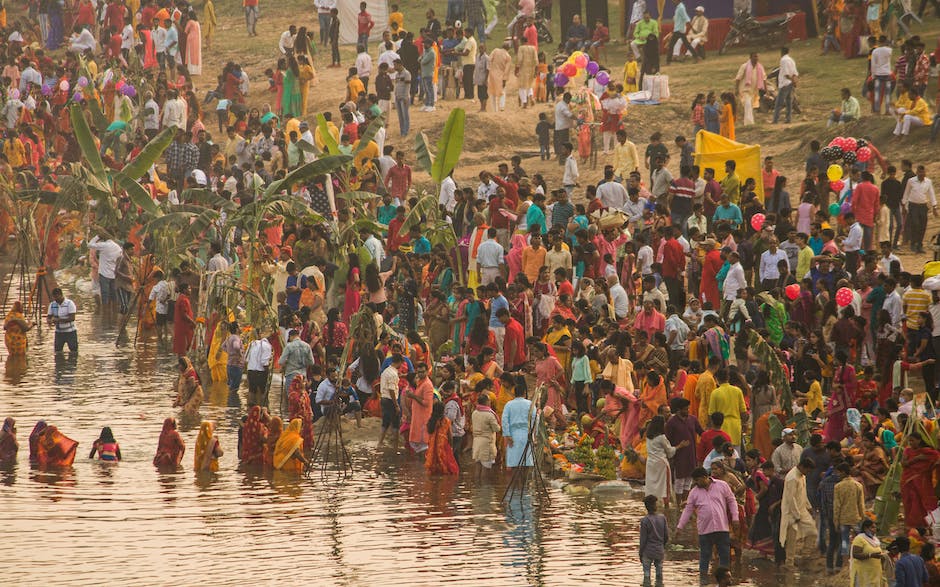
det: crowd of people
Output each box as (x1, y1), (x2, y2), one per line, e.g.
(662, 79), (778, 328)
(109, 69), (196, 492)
(2, 0), (940, 585)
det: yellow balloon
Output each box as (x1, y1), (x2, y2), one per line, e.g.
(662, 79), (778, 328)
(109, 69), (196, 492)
(570, 50), (583, 59)
(827, 164), (843, 182)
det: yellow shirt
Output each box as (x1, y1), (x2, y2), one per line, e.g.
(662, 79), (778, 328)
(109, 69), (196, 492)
(612, 140), (639, 178)
(3, 138), (25, 168)
(314, 121), (340, 150)
(353, 139), (379, 172)
(897, 94), (933, 125)
(389, 11), (404, 29)
(346, 77), (365, 102)
(805, 380), (823, 415)
(622, 61), (639, 92)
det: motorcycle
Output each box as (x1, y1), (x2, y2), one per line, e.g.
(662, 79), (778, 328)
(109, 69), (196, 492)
(719, 11), (796, 55)
(508, 8), (554, 48)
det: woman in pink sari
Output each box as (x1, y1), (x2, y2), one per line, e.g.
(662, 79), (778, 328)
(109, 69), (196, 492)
(184, 14), (202, 75)
(342, 252), (361, 322)
(824, 351), (856, 442)
(506, 234), (527, 284)
(533, 342), (567, 428)
(600, 379), (640, 450)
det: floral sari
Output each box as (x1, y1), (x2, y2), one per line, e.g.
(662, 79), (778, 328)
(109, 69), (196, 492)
(425, 417), (459, 475)
(174, 357), (204, 413)
(287, 378), (314, 452)
(273, 418), (305, 473)
(901, 446), (940, 528)
(264, 416), (283, 468)
(32, 423), (78, 468)
(194, 421), (220, 472)
(4, 302), (29, 356)
(240, 406), (267, 466)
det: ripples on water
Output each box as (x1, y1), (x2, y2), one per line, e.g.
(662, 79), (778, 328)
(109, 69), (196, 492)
(0, 293), (787, 586)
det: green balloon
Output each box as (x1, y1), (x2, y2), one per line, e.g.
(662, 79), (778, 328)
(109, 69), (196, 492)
(828, 203), (840, 216)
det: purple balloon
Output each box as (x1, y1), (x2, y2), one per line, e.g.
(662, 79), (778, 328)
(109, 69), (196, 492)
(586, 61), (600, 76)
(596, 71), (610, 86)
(554, 73), (569, 88)
(72, 91), (83, 102)
(41, 84), (53, 97)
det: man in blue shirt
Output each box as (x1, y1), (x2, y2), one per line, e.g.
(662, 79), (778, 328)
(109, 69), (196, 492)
(666, 0), (697, 64)
(563, 14), (588, 53)
(409, 225), (432, 254)
(712, 193), (743, 229)
(893, 536), (928, 587)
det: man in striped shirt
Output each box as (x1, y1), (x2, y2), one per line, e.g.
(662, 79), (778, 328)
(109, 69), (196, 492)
(669, 165), (696, 233)
(903, 274), (931, 332)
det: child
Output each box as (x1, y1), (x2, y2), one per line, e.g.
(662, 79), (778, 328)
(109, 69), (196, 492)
(570, 341), (592, 415)
(338, 377), (363, 427)
(346, 68), (364, 102)
(623, 53), (639, 93)
(797, 370), (823, 417)
(329, 8), (341, 67)
(536, 113), (551, 160)
(148, 269), (171, 341)
(639, 494), (668, 587)
(534, 52), (549, 102)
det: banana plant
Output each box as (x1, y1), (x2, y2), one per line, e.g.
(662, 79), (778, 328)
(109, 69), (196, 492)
(414, 108), (465, 184)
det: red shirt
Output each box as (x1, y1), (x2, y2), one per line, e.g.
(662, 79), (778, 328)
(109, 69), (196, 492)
(141, 5), (157, 27)
(385, 164), (412, 201)
(762, 169), (780, 202)
(504, 318), (527, 368)
(76, 2), (96, 26)
(357, 11), (374, 35)
(105, 2), (126, 31)
(698, 429), (731, 464)
(661, 238), (686, 278)
(108, 33), (123, 58)
(557, 280), (574, 296)
(387, 216), (406, 251)
(852, 181), (880, 227)
(523, 24), (538, 50)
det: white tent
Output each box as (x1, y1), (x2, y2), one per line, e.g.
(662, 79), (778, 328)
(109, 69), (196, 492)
(338, 0), (390, 45)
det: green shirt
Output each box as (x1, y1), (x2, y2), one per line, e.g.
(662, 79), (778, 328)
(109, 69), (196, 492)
(720, 172), (741, 204)
(841, 96), (860, 119)
(633, 19), (660, 43)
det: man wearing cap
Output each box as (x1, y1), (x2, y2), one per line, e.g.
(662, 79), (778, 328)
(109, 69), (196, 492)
(688, 6), (709, 59)
(771, 427), (803, 476)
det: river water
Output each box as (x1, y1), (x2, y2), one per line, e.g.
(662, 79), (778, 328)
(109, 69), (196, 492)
(0, 289), (800, 586)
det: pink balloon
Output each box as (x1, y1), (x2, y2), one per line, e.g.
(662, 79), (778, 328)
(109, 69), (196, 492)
(574, 54), (588, 69)
(750, 213), (766, 232)
(856, 147), (872, 162)
(785, 283), (801, 301)
(835, 287), (853, 307)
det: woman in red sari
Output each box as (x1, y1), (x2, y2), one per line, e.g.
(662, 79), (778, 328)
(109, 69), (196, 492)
(263, 416), (283, 468)
(287, 376), (314, 452)
(153, 417), (185, 469)
(824, 351), (856, 442)
(172, 282), (196, 356)
(29, 422), (78, 468)
(0, 417), (17, 464)
(425, 403), (459, 475)
(700, 245), (723, 306)
(240, 406), (267, 466)
(900, 432), (940, 528)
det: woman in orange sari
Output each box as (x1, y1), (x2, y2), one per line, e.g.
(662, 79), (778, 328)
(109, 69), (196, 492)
(425, 403), (459, 475)
(29, 421), (78, 468)
(194, 421), (223, 472)
(719, 92), (736, 140)
(4, 301), (32, 357)
(240, 406), (267, 466)
(287, 376), (314, 451)
(273, 418), (309, 473)
(153, 417), (185, 469)
(900, 432), (940, 528)
(638, 371), (667, 428)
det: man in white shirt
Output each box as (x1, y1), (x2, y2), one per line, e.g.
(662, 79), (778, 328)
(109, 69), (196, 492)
(18, 63), (42, 95)
(883, 276), (902, 326)
(608, 274), (630, 320)
(362, 228), (385, 267)
(477, 171), (498, 201)
(355, 45), (373, 89)
(758, 237), (789, 291)
(69, 25), (98, 53)
(554, 92), (575, 163)
(245, 333), (273, 406)
(841, 212), (863, 274)
(622, 188), (647, 233)
(378, 41), (400, 71)
(439, 171), (457, 212)
(161, 89), (186, 130)
(901, 165), (938, 254)
(207, 242), (229, 272)
(773, 46), (798, 124)
(278, 25), (297, 55)
(870, 36), (893, 114)
(47, 287), (78, 353)
(636, 235), (654, 275)
(562, 142), (579, 196)
(378, 355), (403, 446)
(315, 0), (337, 46)
(476, 227), (505, 285)
(723, 251), (746, 315)
(664, 308), (690, 369)
(88, 234), (123, 307)
(597, 166), (628, 209)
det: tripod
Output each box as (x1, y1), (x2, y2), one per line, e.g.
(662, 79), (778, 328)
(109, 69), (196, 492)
(0, 220), (54, 360)
(308, 402), (353, 480)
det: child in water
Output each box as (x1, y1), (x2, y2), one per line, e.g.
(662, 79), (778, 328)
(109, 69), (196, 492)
(89, 427), (122, 461)
(639, 494), (668, 587)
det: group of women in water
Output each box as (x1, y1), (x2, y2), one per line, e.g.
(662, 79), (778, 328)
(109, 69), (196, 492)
(0, 412), (310, 474)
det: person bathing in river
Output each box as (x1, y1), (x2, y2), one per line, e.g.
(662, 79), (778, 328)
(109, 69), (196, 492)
(174, 357), (204, 413)
(88, 426), (122, 461)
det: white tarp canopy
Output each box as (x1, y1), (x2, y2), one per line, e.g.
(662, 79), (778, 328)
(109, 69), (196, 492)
(338, 0), (389, 45)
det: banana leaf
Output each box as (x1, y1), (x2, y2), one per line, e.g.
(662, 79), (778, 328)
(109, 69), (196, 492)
(430, 108), (465, 183)
(399, 194), (439, 234)
(315, 113), (340, 156)
(113, 171), (162, 217)
(414, 131), (433, 176)
(69, 104), (106, 177)
(264, 154), (352, 198)
(121, 126), (177, 181)
(353, 114), (385, 154)
(142, 210), (198, 235)
(179, 188), (238, 212)
(87, 98), (110, 133)
(334, 190), (380, 202)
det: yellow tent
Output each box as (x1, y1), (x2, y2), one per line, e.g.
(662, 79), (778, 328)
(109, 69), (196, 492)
(693, 131), (763, 203)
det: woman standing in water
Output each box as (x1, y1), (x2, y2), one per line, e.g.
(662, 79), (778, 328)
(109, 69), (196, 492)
(153, 418), (186, 469)
(263, 415), (283, 468)
(173, 357), (204, 413)
(88, 427), (122, 461)
(273, 418), (309, 473)
(194, 421), (223, 472)
(425, 402), (459, 475)
(4, 301), (33, 357)
(240, 406), (268, 466)
(0, 418), (17, 464)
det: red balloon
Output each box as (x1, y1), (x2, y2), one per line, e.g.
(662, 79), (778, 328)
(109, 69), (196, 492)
(563, 63), (578, 77)
(750, 213), (766, 232)
(785, 283), (801, 301)
(830, 180), (845, 192)
(835, 286), (853, 307)
(856, 146), (872, 162)
(843, 137), (857, 152)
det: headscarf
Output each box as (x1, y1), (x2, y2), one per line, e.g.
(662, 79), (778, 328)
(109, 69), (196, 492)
(2, 418), (14, 433)
(154, 418), (184, 466)
(194, 421), (216, 471)
(0, 417), (17, 461)
(273, 418), (304, 469)
(240, 406), (267, 463)
(265, 416), (283, 458)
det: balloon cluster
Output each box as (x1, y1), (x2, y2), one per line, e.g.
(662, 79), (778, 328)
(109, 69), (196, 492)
(554, 51), (608, 88)
(821, 136), (872, 165)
